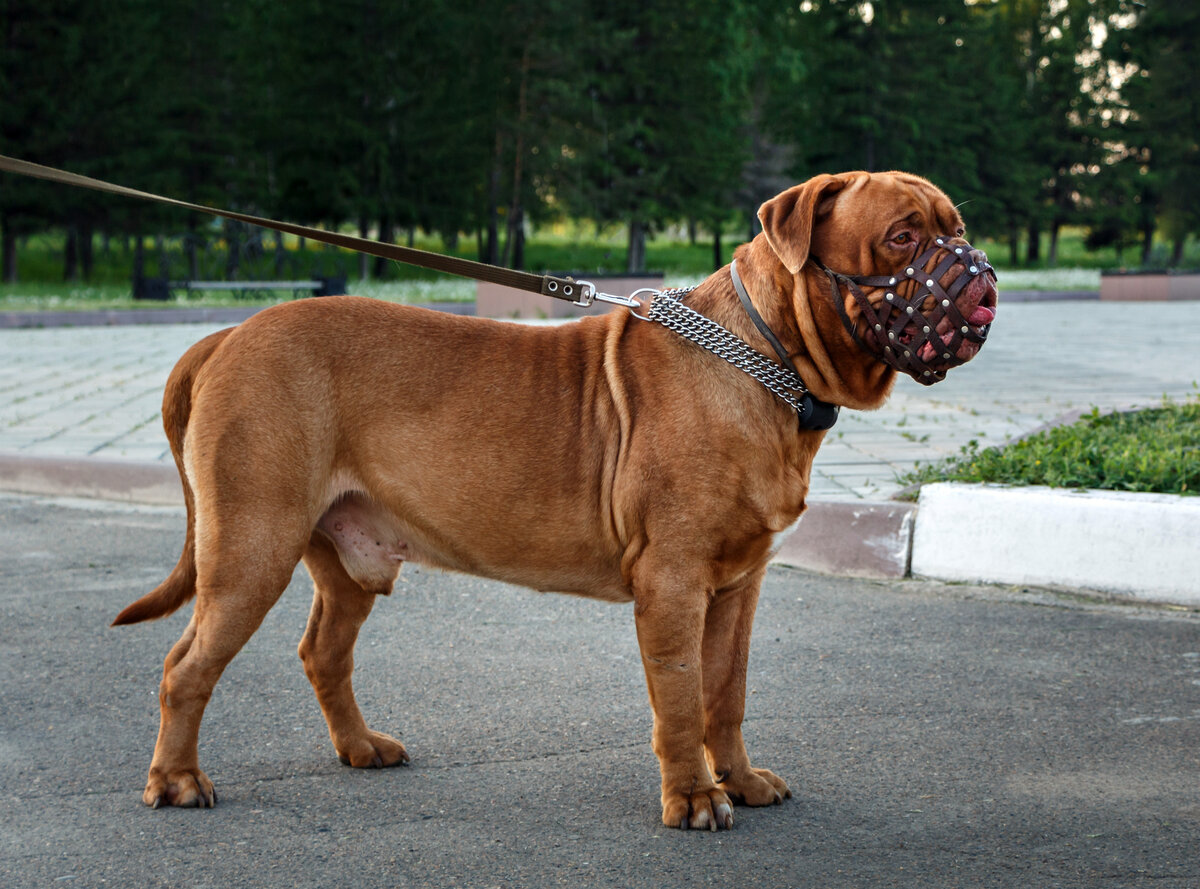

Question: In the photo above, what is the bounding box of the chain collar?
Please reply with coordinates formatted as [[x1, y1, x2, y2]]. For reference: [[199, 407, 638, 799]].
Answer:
[[640, 277, 839, 431]]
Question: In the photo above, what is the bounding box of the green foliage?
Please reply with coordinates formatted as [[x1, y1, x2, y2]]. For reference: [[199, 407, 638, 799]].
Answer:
[[3, 0, 1200, 284], [896, 395, 1200, 497], [0, 230, 730, 310], [1109, 1, 1200, 264]]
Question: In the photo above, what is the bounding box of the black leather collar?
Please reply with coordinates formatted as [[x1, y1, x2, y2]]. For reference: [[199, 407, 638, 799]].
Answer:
[[730, 261, 839, 431]]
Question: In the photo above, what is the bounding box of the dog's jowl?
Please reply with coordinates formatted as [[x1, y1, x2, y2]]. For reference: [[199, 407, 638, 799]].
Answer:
[[114, 171, 997, 830]]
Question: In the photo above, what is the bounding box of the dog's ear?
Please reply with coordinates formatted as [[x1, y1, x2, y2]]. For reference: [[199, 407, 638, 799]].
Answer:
[[757, 175, 847, 274]]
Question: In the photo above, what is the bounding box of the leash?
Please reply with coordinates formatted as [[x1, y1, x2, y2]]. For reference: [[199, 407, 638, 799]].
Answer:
[[0, 152, 836, 429], [0, 153, 638, 311]]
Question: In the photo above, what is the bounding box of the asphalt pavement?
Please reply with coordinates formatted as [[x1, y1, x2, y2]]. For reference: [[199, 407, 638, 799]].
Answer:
[[1, 493, 1198, 888]]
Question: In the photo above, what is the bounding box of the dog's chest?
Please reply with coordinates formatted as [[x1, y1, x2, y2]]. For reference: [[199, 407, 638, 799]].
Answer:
[[768, 515, 805, 556]]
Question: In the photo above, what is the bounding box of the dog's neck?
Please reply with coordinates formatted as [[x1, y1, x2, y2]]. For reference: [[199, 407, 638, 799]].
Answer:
[[682, 237, 895, 412]]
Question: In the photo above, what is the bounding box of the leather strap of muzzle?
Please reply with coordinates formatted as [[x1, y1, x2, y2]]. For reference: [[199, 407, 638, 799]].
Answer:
[[815, 239, 995, 384]]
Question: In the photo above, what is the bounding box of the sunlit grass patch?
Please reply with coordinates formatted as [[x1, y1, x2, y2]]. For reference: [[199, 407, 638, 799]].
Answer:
[[896, 393, 1200, 498]]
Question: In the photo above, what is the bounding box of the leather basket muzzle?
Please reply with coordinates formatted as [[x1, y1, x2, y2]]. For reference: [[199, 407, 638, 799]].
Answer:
[[817, 239, 997, 385]]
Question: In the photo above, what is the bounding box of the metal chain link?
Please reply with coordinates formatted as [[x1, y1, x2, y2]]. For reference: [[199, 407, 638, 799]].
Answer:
[[645, 289, 811, 416]]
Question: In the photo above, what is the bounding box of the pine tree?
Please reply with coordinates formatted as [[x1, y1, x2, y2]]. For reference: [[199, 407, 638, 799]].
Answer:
[[1113, 0, 1200, 265]]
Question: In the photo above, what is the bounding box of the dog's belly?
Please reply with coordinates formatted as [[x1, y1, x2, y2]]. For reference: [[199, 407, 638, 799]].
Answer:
[[314, 485, 634, 603]]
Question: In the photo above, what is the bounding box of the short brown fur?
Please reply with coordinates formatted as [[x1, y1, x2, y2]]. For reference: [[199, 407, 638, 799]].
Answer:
[[115, 172, 993, 829]]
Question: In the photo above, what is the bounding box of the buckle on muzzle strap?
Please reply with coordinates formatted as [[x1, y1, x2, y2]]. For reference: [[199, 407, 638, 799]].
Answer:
[[815, 239, 995, 384]]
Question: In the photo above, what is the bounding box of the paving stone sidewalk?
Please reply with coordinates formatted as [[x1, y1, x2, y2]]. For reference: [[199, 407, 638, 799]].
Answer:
[[0, 301, 1197, 500]]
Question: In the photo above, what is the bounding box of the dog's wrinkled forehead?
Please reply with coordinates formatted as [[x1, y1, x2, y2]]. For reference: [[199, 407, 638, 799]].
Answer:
[[817, 174, 964, 259], [756, 172, 963, 276]]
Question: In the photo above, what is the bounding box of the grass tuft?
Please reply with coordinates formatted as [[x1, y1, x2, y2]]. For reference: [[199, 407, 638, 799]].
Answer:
[[896, 393, 1200, 498]]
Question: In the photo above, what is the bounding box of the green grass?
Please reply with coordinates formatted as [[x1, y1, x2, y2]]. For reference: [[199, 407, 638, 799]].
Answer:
[[973, 225, 1200, 271], [895, 394, 1200, 498], [0, 229, 724, 311], [2, 224, 1195, 311]]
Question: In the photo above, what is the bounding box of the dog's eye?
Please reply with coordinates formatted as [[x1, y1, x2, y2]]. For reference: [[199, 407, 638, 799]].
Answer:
[[891, 233, 911, 245]]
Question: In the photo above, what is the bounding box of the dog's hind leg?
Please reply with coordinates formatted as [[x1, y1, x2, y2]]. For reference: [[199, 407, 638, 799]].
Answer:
[[298, 530, 408, 769], [143, 538, 303, 808]]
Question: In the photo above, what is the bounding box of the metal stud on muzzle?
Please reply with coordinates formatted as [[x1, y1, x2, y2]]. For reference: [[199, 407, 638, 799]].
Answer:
[[816, 239, 997, 385]]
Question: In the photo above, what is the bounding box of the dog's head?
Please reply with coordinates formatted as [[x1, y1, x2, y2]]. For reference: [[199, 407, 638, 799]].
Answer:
[[756, 172, 998, 390]]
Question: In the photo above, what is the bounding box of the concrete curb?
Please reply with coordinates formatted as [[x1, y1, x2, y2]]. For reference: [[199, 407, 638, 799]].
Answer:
[[2, 454, 1195, 607], [910, 482, 1200, 608], [0, 453, 182, 506], [772, 500, 915, 579]]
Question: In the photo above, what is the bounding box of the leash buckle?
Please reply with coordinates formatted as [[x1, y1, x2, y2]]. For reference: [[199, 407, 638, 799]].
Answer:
[[572, 280, 643, 309]]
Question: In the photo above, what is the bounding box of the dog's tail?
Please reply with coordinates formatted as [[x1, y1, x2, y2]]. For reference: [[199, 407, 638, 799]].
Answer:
[[111, 328, 235, 627]]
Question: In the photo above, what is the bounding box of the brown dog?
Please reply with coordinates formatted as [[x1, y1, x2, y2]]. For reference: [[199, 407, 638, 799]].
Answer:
[[113, 171, 997, 830]]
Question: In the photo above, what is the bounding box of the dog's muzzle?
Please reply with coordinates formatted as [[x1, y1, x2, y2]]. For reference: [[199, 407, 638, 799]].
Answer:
[[816, 239, 998, 385]]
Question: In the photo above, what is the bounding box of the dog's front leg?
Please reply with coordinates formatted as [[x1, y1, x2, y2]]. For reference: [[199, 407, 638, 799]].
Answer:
[[702, 569, 792, 807], [633, 570, 734, 831]]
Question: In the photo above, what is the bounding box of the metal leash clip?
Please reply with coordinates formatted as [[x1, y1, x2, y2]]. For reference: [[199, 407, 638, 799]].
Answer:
[[570, 280, 645, 309]]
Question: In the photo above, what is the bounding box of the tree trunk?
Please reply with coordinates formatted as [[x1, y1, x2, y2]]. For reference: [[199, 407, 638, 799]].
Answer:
[[483, 132, 502, 267], [747, 209, 759, 243], [156, 234, 170, 279], [1, 216, 17, 283], [1047, 221, 1061, 268], [224, 222, 241, 280], [1026, 222, 1041, 265], [373, 214, 394, 278], [627, 219, 646, 273], [358, 213, 370, 280], [507, 207, 525, 271], [186, 218, 199, 280], [76, 223, 95, 281], [502, 44, 532, 271], [1171, 235, 1186, 267], [1140, 222, 1154, 267], [133, 231, 145, 283], [63, 224, 79, 282], [712, 224, 722, 272], [269, 230, 283, 278], [1008, 225, 1020, 267]]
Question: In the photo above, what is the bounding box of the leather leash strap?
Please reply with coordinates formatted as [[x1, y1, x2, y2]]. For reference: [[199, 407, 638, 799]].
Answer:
[[0, 153, 606, 305]]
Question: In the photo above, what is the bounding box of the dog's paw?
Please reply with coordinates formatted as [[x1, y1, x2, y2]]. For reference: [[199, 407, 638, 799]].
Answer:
[[336, 730, 409, 769], [661, 786, 735, 831], [143, 768, 216, 809], [718, 767, 791, 807]]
